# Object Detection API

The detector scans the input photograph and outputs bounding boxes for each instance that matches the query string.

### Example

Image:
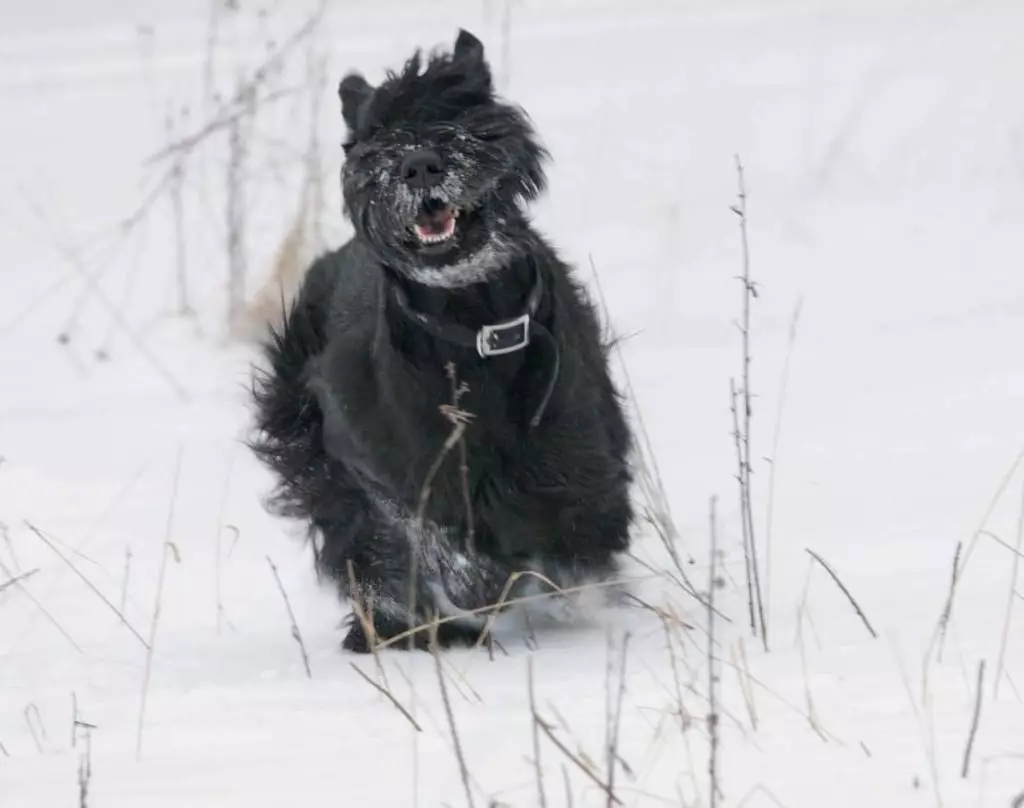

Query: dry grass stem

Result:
[136,446,183,759]
[0,567,39,595]
[25,522,149,649]
[764,298,802,626]
[0,556,82,653]
[994,481,1024,700]
[430,621,475,808]
[605,632,631,808]
[349,662,421,732]
[731,155,767,650]
[528,657,548,808]
[960,660,986,778]
[267,556,312,678]
[534,710,622,805]
[707,495,721,807]
[804,548,877,639]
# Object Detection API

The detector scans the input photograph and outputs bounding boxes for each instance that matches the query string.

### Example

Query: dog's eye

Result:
[342,140,357,155]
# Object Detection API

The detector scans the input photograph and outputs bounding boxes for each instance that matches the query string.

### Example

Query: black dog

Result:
[251,30,633,652]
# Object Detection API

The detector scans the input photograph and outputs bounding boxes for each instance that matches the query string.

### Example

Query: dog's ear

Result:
[338,73,373,133]
[453,29,485,64]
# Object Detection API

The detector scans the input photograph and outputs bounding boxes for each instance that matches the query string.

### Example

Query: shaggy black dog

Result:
[251,29,633,652]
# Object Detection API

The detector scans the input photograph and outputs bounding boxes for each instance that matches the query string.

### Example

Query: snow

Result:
[2,0,1023,806]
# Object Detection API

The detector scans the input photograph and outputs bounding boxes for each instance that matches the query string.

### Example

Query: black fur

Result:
[250,30,633,652]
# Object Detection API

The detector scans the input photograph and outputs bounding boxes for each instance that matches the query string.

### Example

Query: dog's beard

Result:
[348,175,516,288]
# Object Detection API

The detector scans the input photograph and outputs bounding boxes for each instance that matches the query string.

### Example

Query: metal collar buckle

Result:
[476,313,531,357]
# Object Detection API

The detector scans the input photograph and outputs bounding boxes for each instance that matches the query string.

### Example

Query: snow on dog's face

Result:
[338,30,547,287]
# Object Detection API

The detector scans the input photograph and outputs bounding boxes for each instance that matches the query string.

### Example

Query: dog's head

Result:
[338,30,547,287]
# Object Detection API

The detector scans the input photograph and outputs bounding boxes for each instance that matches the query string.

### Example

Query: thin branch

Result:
[136,446,183,759]
[960,660,986,778]
[764,298,802,629]
[535,711,622,805]
[0,555,83,653]
[528,657,548,808]
[267,556,312,678]
[731,380,757,637]
[994,481,1024,700]
[732,154,767,650]
[24,523,148,649]
[349,662,421,732]
[0,567,39,595]
[708,495,721,808]
[804,548,877,639]
[430,621,475,808]
[606,633,631,808]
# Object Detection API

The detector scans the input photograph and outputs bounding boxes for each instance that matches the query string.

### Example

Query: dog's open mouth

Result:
[411,201,460,247]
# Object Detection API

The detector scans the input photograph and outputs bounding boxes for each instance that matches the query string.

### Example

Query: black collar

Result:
[387,262,560,428]
[390,263,545,357]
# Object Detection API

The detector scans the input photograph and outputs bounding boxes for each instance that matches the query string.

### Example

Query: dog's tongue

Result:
[414,205,456,240]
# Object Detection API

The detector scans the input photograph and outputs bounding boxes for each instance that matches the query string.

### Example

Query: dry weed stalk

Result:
[409,362,474,649]
[605,632,631,808]
[0,567,39,595]
[795,560,829,743]
[528,656,548,808]
[588,255,697,595]
[136,447,184,759]
[707,495,721,808]
[764,298,802,625]
[0,555,82,653]
[960,659,986,778]
[77,727,93,808]
[349,662,421,732]
[994,481,1024,700]
[804,548,877,639]
[25,522,149,649]
[24,703,46,753]
[430,620,476,808]
[730,155,767,651]
[266,555,312,678]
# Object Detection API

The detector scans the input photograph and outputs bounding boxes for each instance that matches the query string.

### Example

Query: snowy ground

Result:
[2,1,1023,806]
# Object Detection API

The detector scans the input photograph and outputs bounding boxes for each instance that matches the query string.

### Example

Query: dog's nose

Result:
[400,149,444,189]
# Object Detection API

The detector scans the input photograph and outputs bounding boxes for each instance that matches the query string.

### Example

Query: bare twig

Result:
[731,380,757,638]
[960,660,986,778]
[118,547,133,618]
[430,621,475,808]
[588,255,698,596]
[731,155,767,650]
[764,298,802,626]
[708,495,721,807]
[804,548,877,639]
[606,633,630,808]
[136,446,184,759]
[935,541,963,664]
[528,656,548,808]
[994,482,1024,700]
[267,556,312,678]
[25,522,149,649]
[0,555,83,653]
[0,567,39,595]
[563,764,574,808]
[24,703,46,753]
[411,365,474,648]
[535,709,622,805]
[77,727,92,808]
[349,662,421,732]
